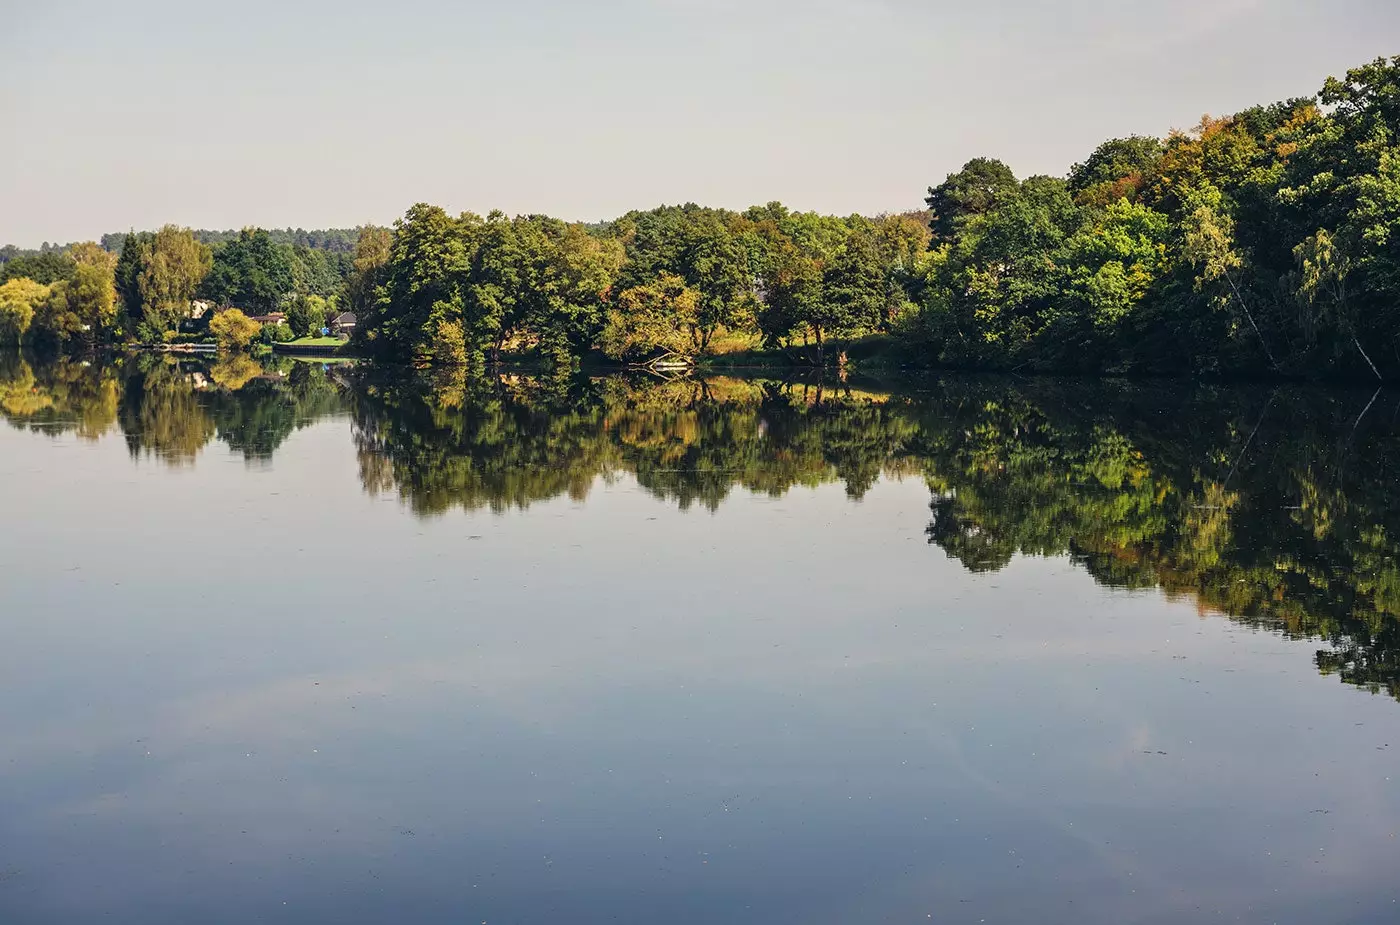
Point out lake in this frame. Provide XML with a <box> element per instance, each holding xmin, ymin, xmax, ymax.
<box><xmin>2</xmin><ymin>352</ymin><xmax>1399</xmax><ymax>924</ymax></box>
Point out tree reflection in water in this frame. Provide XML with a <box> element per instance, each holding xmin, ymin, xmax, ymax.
<box><xmin>4</xmin><ymin>352</ymin><xmax>1397</xmax><ymax>699</ymax></box>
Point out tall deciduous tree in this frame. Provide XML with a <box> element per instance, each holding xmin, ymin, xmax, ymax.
<box><xmin>342</xmin><ymin>225</ymin><xmax>393</xmax><ymax>337</ymax></box>
<box><xmin>137</xmin><ymin>226</ymin><xmax>213</xmax><ymax>335</ymax></box>
<box><xmin>926</xmin><ymin>158</ymin><xmax>1018</xmax><ymax>241</ymax></box>
<box><xmin>201</xmin><ymin>228</ymin><xmax>296</xmax><ymax>312</ymax></box>
<box><xmin>601</xmin><ymin>274</ymin><xmax>699</xmax><ymax>361</ymax></box>
<box><xmin>32</xmin><ymin>264</ymin><xmax>117</xmax><ymax>344</ymax></box>
<box><xmin>69</xmin><ymin>241</ymin><xmax>119</xmax><ymax>272</ymax></box>
<box><xmin>1068</xmin><ymin>136</ymin><xmax>1165</xmax><ymax>206</ymax></box>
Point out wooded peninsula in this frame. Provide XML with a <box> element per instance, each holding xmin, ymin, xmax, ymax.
<box><xmin>3</xmin><ymin>55</ymin><xmax>1398</xmax><ymax>380</ymax></box>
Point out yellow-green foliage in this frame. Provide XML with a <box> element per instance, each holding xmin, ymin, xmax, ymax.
<box><xmin>209</xmin><ymin>308</ymin><xmax>260</xmax><ymax>351</ymax></box>
<box><xmin>208</xmin><ymin>354</ymin><xmax>262</xmax><ymax>391</ymax></box>
<box><xmin>601</xmin><ymin>274</ymin><xmax>699</xmax><ymax>360</ymax></box>
<box><xmin>0</xmin><ymin>278</ymin><xmax>50</xmax><ymax>343</ymax></box>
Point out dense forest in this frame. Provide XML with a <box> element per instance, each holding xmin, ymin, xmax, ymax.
<box><xmin>4</xmin><ymin>353</ymin><xmax>1397</xmax><ymax>699</ymax></box>
<box><xmin>0</xmin><ymin>227</ymin><xmax>362</xmax><ymax>265</ymax></box>
<box><xmin>3</xmin><ymin>55</ymin><xmax>1399</xmax><ymax>379</ymax></box>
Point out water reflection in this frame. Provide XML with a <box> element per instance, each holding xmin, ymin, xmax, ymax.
<box><xmin>1</xmin><ymin>352</ymin><xmax>349</xmax><ymax>464</ymax></box>
<box><xmin>913</xmin><ymin>381</ymin><xmax>1400</xmax><ymax>698</ymax></box>
<box><xmin>4</xmin><ymin>353</ymin><xmax>1398</xmax><ymax>700</ymax></box>
<box><xmin>351</xmin><ymin>373</ymin><xmax>926</xmax><ymax>513</ymax></box>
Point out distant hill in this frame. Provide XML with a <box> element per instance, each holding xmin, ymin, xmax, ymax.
<box><xmin>99</xmin><ymin>228</ymin><xmax>370</xmax><ymax>254</ymax></box>
<box><xmin>0</xmin><ymin>228</ymin><xmax>375</xmax><ymax>264</ymax></box>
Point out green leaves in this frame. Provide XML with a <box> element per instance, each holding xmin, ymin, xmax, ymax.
<box><xmin>925</xmin><ymin>158</ymin><xmax>1018</xmax><ymax>241</ymax></box>
<box><xmin>202</xmin><ymin>229</ymin><xmax>296</xmax><ymax>312</ymax></box>
<box><xmin>1068</xmin><ymin>136</ymin><xmax>1164</xmax><ymax>205</ymax></box>
<box><xmin>364</xmin><ymin>208</ymin><xmax>624</xmax><ymax>366</ymax></box>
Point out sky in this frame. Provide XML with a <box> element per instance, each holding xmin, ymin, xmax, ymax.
<box><xmin>1</xmin><ymin>0</ymin><xmax>1396</xmax><ymax>245</ymax></box>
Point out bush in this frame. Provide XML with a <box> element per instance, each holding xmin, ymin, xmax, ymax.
<box><xmin>209</xmin><ymin>309</ymin><xmax>260</xmax><ymax>351</ymax></box>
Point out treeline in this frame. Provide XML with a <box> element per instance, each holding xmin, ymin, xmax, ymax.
<box><xmin>917</xmin><ymin>57</ymin><xmax>1400</xmax><ymax>380</ymax></box>
<box><xmin>350</xmin><ymin>204</ymin><xmax>928</xmax><ymax>365</ymax></box>
<box><xmin>4</xmin><ymin>55</ymin><xmax>1398</xmax><ymax>378</ymax></box>
<box><xmin>344</xmin><ymin>55</ymin><xmax>1400</xmax><ymax>379</ymax></box>
<box><xmin>99</xmin><ymin>227</ymin><xmax>364</xmax><ymax>254</ymax></box>
<box><xmin>0</xmin><ymin>226</ymin><xmax>369</xmax><ymax>346</ymax></box>
<box><xmin>0</xmin><ymin>228</ymin><xmax>364</xmax><ymax>265</ymax></box>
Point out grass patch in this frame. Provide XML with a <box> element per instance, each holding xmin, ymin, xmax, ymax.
<box><xmin>281</xmin><ymin>336</ymin><xmax>347</xmax><ymax>347</ymax></box>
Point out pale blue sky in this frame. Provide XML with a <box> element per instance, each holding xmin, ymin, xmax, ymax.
<box><xmin>1</xmin><ymin>0</ymin><xmax>1396</xmax><ymax>244</ymax></box>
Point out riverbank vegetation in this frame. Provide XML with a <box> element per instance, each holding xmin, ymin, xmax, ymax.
<box><xmin>3</xmin><ymin>56</ymin><xmax>1399</xmax><ymax>379</ymax></box>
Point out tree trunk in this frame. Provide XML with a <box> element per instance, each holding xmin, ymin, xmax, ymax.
<box><xmin>1223</xmin><ymin>267</ymin><xmax>1278</xmax><ymax>371</ymax></box>
<box><xmin>1352</xmin><ymin>331</ymin><xmax>1383</xmax><ymax>381</ymax></box>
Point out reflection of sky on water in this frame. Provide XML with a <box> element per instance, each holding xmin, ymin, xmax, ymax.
<box><xmin>2</xmin><ymin>422</ymin><xmax>1399</xmax><ymax>924</ymax></box>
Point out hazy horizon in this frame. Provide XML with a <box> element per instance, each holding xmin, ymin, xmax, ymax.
<box><xmin>2</xmin><ymin>0</ymin><xmax>1396</xmax><ymax>246</ymax></box>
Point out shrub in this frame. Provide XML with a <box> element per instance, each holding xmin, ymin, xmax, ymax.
<box><xmin>209</xmin><ymin>309</ymin><xmax>260</xmax><ymax>351</ymax></box>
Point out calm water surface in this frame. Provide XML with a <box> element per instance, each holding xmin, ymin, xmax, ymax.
<box><xmin>2</xmin><ymin>354</ymin><xmax>1400</xmax><ymax>924</ymax></box>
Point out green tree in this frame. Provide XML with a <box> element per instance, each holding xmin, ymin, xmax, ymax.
<box><xmin>926</xmin><ymin>158</ymin><xmax>1019</xmax><ymax>241</ymax></box>
<box><xmin>115</xmin><ymin>230</ymin><xmax>154</xmax><ymax>325</ymax></box>
<box><xmin>343</xmin><ymin>226</ymin><xmax>392</xmax><ymax>322</ymax></box>
<box><xmin>201</xmin><ymin>228</ymin><xmax>296</xmax><ymax>312</ymax></box>
<box><xmin>31</xmin><ymin>263</ymin><xmax>116</xmax><ymax>345</ymax></box>
<box><xmin>921</xmin><ymin>175</ymin><xmax>1080</xmax><ymax>366</ymax></box>
<box><xmin>817</xmin><ymin>219</ymin><xmax>888</xmax><ymax>349</ymax></box>
<box><xmin>70</xmin><ymin>263</ymin><xmax>118</xmax><ymax>337</ymax></box>
<box><xmin>526</xmin><ymin>219</ymin><xmax>624</xmax><ymax>362</ymax></box>
<box><xmin>1050</xmin><ymin>199</ymin><xmax>1172</xmax><ymax>355</ymax></box>
<box><xmin>290</xmin><ymin>244</ymin><xmax>349</xmax><ymax>297</ymax></box>
<box><xmin>286</xmin><ymin>294</ymin><xmax>329</xmax><ymax>338</ymax></box>
<box><xmin>463</xmin><ymin>210</ymin><xmax>527</xmax><ymax>363</ymax></box>
<box><xmin>0</xmin><ymin>251</ymin><xmax>75</xmax><ymax>285</ymax></box>
<box><xmin>369</xmin><ymin>203</ymin><xmax>477</xmax><ymax>357</ymax></box>
<box><xmin>1068</xmin><ymin>136</ymin><xmax>1164</xmax><ymax>205</ymax></box>
<box><xmin>679</xmin><ymin>214</ymin><xmax>757</xmax><ymax>349</ymax></box>
<box><xmin>755</xmin><ymin>234</ymin><xmax>823</xmax><ymax>349</ymax></box>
